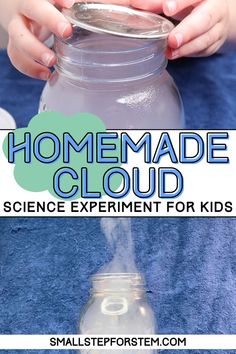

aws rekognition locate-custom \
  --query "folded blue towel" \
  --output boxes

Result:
[1,50,236,354]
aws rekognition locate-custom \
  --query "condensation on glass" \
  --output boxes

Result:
[79,273,156,354]
[39,4,184,129]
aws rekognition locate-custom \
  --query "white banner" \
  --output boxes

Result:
[0,129,235,217]
[0,334,236,350]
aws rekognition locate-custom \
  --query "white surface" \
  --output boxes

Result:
[0,334,235,350]
[0,108,16,129]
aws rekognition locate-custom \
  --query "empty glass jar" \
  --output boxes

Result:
[39,5,184,129]
[79,273,156,354]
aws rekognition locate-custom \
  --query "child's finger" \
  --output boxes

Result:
[168,2,221,49]
[7,41,51,80]
[167,23,223,59]
[74,0,162,11]
[55,0,75,8]
[8,15,56,67]
[163,0,202,16]
[130,0,163,12]
[75,0,131,4]
[22,0,72,38]
[191,40,223,57]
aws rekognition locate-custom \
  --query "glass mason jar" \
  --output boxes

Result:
[79,273,156,354]
[39,27,184,129]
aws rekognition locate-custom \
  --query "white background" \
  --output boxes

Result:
[0,335,236,350]
[0,130,234,217]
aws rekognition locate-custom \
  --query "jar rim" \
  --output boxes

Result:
[57,32,163,55]
[91,272,146,294]
[92,272,143,281]
[54,29,167,84]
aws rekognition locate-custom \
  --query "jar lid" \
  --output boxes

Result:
[62,2,174,39]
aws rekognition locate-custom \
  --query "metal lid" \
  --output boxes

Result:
[63,2,174,39]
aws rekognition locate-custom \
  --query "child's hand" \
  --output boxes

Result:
[163,0,230,59]
[130,0,230,59]
[6,0,75,80]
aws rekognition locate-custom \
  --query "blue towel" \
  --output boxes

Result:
[1,49,236,354]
